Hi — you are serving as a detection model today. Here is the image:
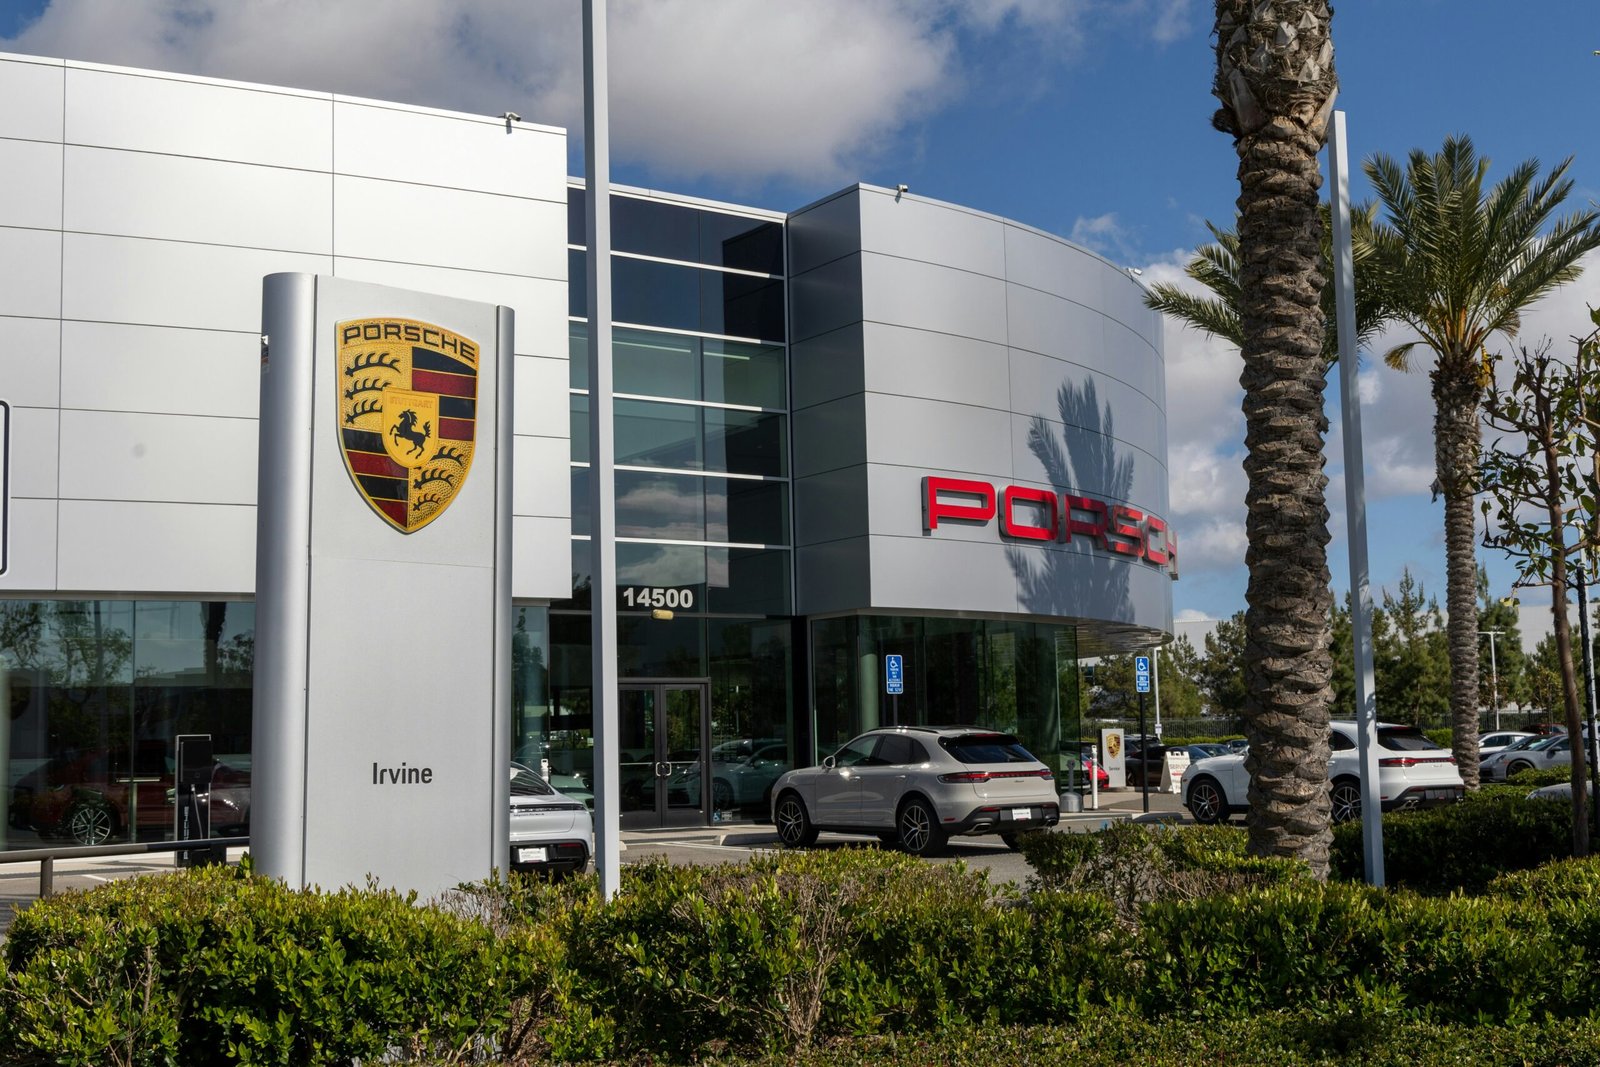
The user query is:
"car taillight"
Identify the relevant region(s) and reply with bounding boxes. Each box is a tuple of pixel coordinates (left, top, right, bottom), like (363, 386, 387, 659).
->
(1378, 756, 1455, 768)
(939, 771, 991, 783)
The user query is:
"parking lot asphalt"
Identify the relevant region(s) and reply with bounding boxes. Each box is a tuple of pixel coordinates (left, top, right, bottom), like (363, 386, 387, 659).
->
(0, 787, 1189, 935)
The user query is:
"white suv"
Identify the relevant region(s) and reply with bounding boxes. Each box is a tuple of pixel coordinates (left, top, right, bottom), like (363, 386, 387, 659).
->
(1182, 721, 1464, 825)
(770, 726, 1061, 856)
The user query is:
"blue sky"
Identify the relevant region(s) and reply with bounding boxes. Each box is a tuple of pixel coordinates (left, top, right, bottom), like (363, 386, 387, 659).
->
(4, 0, 1597, 638)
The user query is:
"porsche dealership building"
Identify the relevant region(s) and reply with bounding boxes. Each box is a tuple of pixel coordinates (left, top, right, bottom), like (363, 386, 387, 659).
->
(0, 51, 1173, 846)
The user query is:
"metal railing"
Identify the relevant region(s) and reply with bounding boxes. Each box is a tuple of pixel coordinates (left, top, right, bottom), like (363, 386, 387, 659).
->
(0, 837, 248, 898)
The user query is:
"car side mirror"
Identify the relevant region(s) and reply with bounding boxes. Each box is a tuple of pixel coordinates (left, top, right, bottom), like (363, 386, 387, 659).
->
(822, 755, 836, 770)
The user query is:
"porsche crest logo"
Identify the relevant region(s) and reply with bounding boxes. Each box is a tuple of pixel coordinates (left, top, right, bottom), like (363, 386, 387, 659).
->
(337, 317, 478, 533)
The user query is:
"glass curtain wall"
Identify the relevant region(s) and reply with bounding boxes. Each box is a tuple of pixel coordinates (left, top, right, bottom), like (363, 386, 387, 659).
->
(558, 189, 795, 817)
(0, 599, 254, 850)
(811, 616, 1083, 790)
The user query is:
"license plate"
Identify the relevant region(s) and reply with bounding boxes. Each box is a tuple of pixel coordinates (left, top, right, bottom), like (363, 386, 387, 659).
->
(1011, 807, 1032, 821)
(517, 846, 548, 864)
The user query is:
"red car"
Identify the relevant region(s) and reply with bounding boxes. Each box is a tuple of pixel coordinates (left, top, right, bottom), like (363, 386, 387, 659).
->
(11, 742, 249, 846)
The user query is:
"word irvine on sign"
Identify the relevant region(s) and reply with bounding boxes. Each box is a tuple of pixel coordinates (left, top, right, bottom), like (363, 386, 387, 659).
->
(372, 762, 434, 785)
(921, 475, 1177, 575)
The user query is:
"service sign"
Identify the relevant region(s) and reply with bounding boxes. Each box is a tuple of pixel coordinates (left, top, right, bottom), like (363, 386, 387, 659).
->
(1100, 727, 1127, 790)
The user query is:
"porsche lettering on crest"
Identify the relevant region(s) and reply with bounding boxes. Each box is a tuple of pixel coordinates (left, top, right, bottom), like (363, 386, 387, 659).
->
(337, 318, 478, 533)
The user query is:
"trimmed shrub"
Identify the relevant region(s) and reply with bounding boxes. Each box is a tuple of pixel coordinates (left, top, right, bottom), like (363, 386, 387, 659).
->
(720, 1013, 1600, 1066)
(1017, 821, 1304, 921)
(511, 849, 1127, 1060)
(1507, 766, 1577, 788)
(1330, 790, 1571, 893)
(0, 864, 539, 1066)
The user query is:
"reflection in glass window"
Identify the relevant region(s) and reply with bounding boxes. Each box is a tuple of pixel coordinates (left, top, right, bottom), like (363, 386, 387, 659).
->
(701, 213, 783, 274)
(569, 249, 587, 317)
(567, 187, 586, 245)
(614, 328, 698, 401)
(616, 400, 701, 470)
(705, 408, 787, 477)
(613, 195, 699, 262)
(703, 271, 785, 342)
(617, 542, 709, 593)
(0, 599, 255, 851)
(614, 258, 700, 334)
(703, 338, 785, 409)
(569, 322, 587, 390)
(616, 470, 705, 540)
(570, 394, 589, 464)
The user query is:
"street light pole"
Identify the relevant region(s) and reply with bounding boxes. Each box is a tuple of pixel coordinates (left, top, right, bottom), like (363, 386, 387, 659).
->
(1478, 630, 1503, 731)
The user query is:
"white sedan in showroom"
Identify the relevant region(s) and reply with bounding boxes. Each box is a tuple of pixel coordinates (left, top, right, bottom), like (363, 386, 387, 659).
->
(1182, 721, 1464, 825)
(770, 726, 1060, 856)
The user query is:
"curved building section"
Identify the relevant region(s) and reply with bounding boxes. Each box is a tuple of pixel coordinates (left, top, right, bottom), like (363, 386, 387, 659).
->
(789, 185, 1172, 653)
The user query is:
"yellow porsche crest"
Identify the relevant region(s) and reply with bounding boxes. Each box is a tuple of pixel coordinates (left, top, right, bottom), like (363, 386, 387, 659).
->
(336, 317, 478, 533)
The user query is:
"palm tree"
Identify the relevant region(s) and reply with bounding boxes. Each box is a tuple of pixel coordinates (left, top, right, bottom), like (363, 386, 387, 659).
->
(1144, 203, 1391, 359)
(1209, 0, 1339, 877)
(1359, 136, 1600, 788)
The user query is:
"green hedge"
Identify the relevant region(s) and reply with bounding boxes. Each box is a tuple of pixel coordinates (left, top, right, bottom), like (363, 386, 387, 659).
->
(718, 1013, 1600, 1066)
(1330, 789, 1573, 893)
(0, 863, 542, 1066)
(11, 835, 1600, 1064)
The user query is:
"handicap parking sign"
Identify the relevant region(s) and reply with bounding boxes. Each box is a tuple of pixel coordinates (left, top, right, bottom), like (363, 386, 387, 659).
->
(1135, 655, 1151, 694)
(885, 654, 904, 695)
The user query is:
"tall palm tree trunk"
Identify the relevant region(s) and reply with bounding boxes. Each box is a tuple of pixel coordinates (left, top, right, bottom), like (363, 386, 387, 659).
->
(1213, 0, 1339, 878)
(1433, 366, 1484, 786)
(1234, 120, 1335, 877)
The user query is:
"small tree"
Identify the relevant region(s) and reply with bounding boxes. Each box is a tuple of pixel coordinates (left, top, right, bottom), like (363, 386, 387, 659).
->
(1480, 326, 1600, 856)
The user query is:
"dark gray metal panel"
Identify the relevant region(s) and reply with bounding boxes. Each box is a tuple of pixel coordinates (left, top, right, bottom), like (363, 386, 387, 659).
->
(787, 187, 863, 276)
(790, 322, 865, 411)
(789, 252, 864, 344)
(795, 537, 874, 617)
(794, 467, 871, 546)
(791, 394, 868, 479)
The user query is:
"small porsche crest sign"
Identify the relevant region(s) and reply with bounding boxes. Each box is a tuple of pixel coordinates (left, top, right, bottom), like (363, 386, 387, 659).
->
(336, 318, 478, 533)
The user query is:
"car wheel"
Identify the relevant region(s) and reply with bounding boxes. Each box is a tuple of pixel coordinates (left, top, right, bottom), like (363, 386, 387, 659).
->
(1187, 776, 1227, 825)
(1329, 778, 1362, 825)
(1000, 830, 1040, 851)
(897, 797, 947, 857)
(711, 778, 735, 811)
(773, 792, 817, 847)
(66, 802, 115, 846)
(1507, 760, 1534, 778)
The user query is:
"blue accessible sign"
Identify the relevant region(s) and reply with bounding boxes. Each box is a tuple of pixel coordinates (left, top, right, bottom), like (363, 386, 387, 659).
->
(1134, 655, 1151, 694)
(885, 654, 904, 695)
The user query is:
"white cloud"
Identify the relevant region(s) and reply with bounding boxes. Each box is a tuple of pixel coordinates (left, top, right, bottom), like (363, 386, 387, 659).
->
(1070, 212, 1132, 258)
(0, 0, 1092, 186)
(1174, 517, 1248, 573)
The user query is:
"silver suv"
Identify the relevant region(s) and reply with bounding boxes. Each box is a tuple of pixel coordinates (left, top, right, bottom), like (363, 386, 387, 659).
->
(1182, 721, 1464, 825)
(770, 726, 1061, 855)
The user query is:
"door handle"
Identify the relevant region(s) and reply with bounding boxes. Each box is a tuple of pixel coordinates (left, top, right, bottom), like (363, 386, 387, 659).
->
(655, 761, 671, 777)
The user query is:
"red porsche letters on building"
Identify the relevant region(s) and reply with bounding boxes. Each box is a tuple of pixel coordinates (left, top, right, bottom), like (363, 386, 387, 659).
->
(922, 475, 1177, 575)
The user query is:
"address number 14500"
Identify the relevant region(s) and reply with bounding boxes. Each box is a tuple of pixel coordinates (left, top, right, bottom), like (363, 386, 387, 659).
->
(620, 586, 695, 610)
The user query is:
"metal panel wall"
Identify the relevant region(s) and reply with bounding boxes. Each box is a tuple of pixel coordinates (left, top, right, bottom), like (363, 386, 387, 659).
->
(0, 51, 570, 600)
(789, 185, 1172, 648)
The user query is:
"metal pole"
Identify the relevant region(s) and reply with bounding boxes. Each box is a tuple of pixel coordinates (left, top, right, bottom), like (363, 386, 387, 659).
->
(1138, 691, 1149, 814)
(1481, 630, 1502, 732)
(1329, 111, 1384, 885)
(582, 0, 621, 901)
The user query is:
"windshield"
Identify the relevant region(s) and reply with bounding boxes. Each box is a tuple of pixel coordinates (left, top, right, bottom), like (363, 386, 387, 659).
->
(509, 763, 556, 797)
(1375, 727, 1443, 752)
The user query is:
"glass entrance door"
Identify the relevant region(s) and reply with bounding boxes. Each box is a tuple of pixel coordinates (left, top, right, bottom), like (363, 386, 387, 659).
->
(618, 682, 709, 828)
